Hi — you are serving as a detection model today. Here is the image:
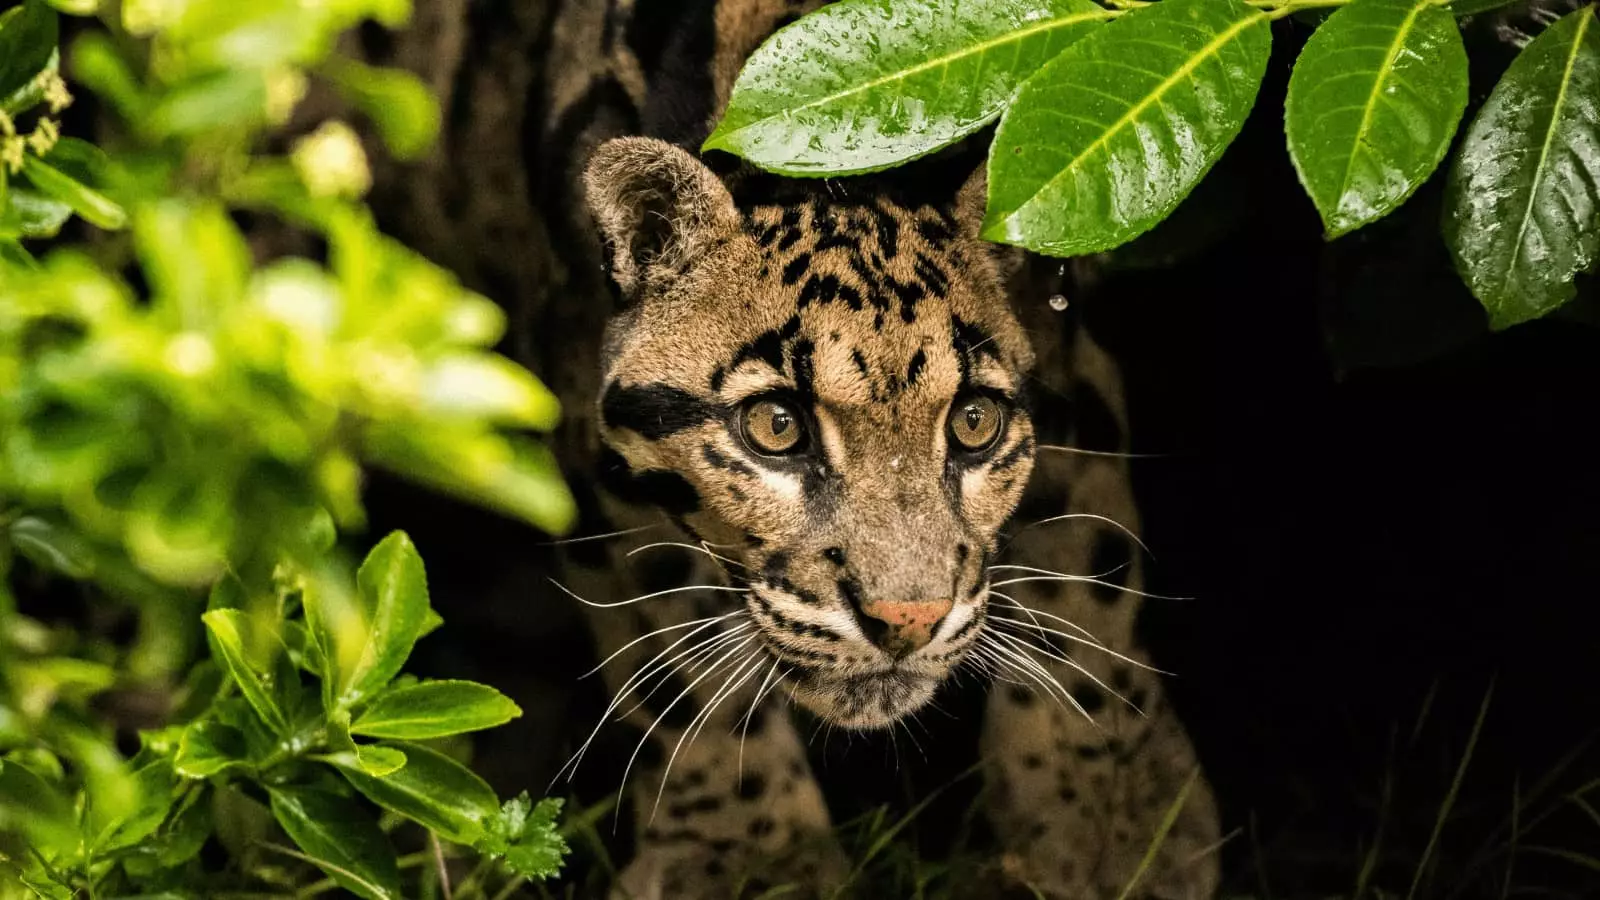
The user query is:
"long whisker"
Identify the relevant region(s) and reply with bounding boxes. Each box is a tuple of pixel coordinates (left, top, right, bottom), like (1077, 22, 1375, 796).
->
(987, 626, 1140, 715)
(988, 574, 1189, 601)
(1037, 443, 1173, 460)
(627, 541, 748, 570)
(539, 524, 657, 546)
(1008, 512, 1154, 557)
(981, 635, 1090, 723)
(614, 625, 753, 721)
(554, 620, 748, 785)
(582, 612, 740, 678)
(989, 611, 1168, 676)
(653, 651, 764, 819)
(547, 576, 750, 608)
(618, 635, 755, 825)
(738, 659, 785, 778)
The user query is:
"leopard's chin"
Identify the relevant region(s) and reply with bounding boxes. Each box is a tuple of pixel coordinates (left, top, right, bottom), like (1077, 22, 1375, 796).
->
(789, 668, 940, 730)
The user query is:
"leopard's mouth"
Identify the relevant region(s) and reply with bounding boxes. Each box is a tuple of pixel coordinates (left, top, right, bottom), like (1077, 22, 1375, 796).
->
(787, 665, 942, 729)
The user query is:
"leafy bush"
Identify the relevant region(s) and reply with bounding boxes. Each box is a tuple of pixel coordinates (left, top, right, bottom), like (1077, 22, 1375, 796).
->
(708, 0, 1600, 330)
(0, 0, 574, 896)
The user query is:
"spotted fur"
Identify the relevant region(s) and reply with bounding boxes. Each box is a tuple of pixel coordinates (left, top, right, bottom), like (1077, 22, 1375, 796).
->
(524, 2, 1224, 898)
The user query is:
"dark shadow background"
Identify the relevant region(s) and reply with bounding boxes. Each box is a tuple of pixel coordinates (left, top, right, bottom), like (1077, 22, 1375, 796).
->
(356, 7, 1600, 898)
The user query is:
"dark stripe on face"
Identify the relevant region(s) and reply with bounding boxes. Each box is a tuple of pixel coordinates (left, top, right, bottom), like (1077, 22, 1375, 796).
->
(598, 447, 703, 515)
(602, 381, 718, 440)
(729, 315, 801, 375)
(905, 349, 927, 386)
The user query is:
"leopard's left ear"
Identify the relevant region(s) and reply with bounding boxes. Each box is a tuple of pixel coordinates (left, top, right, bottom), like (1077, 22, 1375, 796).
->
(954, 165, 1025, 283)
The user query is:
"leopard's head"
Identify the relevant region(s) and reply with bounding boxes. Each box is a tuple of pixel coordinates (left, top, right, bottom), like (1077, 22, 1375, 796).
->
(585, 138, 1036, 729)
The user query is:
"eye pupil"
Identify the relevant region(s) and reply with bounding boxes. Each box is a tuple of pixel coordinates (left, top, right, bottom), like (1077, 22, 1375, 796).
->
(965, 406, 984, 430)
(771, 413, 791, 435)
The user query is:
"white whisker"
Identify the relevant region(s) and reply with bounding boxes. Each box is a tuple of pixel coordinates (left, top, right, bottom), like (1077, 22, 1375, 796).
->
(738, 659, 785, 779)
(627, 541, 747, 569)
(987, 627, 1138, 716)
(582, 611, 740, 678)
(989, 612, 1168, 676)
(653, 651, 764, 819)
(1037, 443, 1172, 460)
(540, 524, 657, 546)
(988, 574, 1188, 601)
(1009, 511, 1154, 558)
(547, 576, 749, 608)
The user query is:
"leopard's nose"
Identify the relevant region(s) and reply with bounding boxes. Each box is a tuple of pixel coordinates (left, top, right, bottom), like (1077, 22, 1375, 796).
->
(855, 597, 954, 659)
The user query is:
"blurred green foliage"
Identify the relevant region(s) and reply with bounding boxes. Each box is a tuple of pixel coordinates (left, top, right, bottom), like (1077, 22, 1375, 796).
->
(0, 0, 574, 895)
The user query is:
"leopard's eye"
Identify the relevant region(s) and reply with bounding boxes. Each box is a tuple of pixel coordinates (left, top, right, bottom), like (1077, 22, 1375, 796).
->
(741, 398, 806, 455)
(948, 395, 1005, 452)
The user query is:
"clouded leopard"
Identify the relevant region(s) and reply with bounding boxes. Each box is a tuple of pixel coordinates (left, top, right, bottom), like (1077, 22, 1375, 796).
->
(527, 0, 1222, 896)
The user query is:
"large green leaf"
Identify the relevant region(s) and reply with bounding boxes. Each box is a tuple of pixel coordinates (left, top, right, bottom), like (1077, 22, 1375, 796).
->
(1286, 0, 1468, 238)
(1443, 5, 1600, 329)
(983, 0, 1271, 256)
(706, 0, 1111, 176)
(350, 679, 522, 740)
(267, 785, 402, 900)
(202, 609, 290, 736)
(0, 1, 58, 102)
(333, 740, 498, 845)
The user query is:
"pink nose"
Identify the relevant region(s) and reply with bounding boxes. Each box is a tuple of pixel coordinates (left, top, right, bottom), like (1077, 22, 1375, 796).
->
(856, 597, 955, 658)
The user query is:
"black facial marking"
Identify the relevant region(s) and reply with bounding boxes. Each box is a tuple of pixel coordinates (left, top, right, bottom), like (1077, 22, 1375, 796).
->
(602, 381, 717, 440)
(729, 314, 801, 375)
(598, 448, 703, 514)
(990, 434, 1035, 472)
(822, 547, 846, 566)
(905, 348, 927, 386)
(781, 252, 811, 285)
(790, 339, 816, 400)
(702, 443, 756, 477)
(949, 314, 994, 385)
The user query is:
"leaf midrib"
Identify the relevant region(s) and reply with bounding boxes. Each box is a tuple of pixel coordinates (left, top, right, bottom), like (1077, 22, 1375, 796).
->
(993, 9, 1268, 231)
(1332, 0, 1432, 228)
(708, 7, 1113, 146)
(1501, 11, 1593, 292)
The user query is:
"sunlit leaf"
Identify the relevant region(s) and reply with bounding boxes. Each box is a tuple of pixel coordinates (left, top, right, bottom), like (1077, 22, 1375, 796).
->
(1286, 0, 1468, 238)
(0, 757, 77, 856)
(19, 154, 127, 231)
(1443, 5, 1600, 329)
(325, 58, 441, 160)
(983, 0, 1271, 256)
(706, 0, 1111, 175)
(351, 679, 522, 740)
(202, 609, 290, 736)
(174, 719, 249, 778)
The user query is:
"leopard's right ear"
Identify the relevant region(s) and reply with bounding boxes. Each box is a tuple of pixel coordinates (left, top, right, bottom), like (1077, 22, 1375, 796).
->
(583, 137, 741, 298)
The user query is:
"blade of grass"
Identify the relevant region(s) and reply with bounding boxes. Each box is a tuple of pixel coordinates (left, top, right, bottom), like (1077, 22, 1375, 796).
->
(1115, 766, 1203, 900)
(1406, 676, 1495, 900)
(1500, 775, 1520, 900)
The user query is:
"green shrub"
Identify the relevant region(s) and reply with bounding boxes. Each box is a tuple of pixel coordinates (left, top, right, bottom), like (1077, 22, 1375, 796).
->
(0, 0, 573, 896)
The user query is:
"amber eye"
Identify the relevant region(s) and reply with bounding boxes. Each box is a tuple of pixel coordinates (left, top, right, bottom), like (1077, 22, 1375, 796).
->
(948, 395, 1005, 452)
(741, 398, 806, 454)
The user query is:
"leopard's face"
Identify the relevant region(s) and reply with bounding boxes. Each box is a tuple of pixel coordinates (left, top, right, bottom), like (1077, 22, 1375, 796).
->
(586, 139, 1035, 728)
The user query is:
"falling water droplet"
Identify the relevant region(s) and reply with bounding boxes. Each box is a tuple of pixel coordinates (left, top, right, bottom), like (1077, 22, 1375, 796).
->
(1048, 294, 1069, 311)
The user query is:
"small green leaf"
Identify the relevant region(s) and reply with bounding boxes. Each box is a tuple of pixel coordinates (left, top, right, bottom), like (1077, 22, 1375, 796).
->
(0, 758, 77, 856)
(173, 719, 248, 778)
(325, 58, 441, 160)
(97, 757, 179, 851)
(1, 186, 74, 238)
(983, 0, 1271, 256)
(351, 680, 522, 740)
(267, 785, 402, 900)
(1286, 0, 1468, 238)
(344, 531, 430, 707)
(2, 48, 58, 115)
(0, 1, 59, 101)
(476, 793, 569, 882)
(19, 154, 127, 231)
(133, 199, 252, 327)
(202, 609, 290, 736)
(705, 0, 1111, 176)
(333, 740, 498, 845)
(1443, 5, 1600, 329)
(208, 571, 247, 612)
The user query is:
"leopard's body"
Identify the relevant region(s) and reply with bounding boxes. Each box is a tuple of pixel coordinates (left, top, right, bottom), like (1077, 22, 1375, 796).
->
(345, 1, 1220, 896)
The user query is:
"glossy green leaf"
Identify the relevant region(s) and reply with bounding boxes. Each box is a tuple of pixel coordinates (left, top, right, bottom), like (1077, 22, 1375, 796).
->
(202, 609, 290, 736)
(19, 154, 127, 231)
(1, 47, 57, 115)
(0, 186, 74, 239)
(1443, 5, 1600, 329)
(351, 679, 522, 739)
(984, 0, 1271, 256)
(0, 1, 58, 101)
(1286, 0, 1468, 238)
(477, 793, 569, 881)
(267, 785, 402, 900)
(705, 0, 1111, 175)
(334, 740, 498, 844)
(173, 719, 248, 778)
(1449, 0, 1519, 15)
(316, 531, 430, 709)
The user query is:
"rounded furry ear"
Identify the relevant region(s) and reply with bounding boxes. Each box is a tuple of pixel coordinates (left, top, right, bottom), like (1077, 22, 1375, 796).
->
(954, 165, 1025, 283)
(583, 137, 741, 297)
